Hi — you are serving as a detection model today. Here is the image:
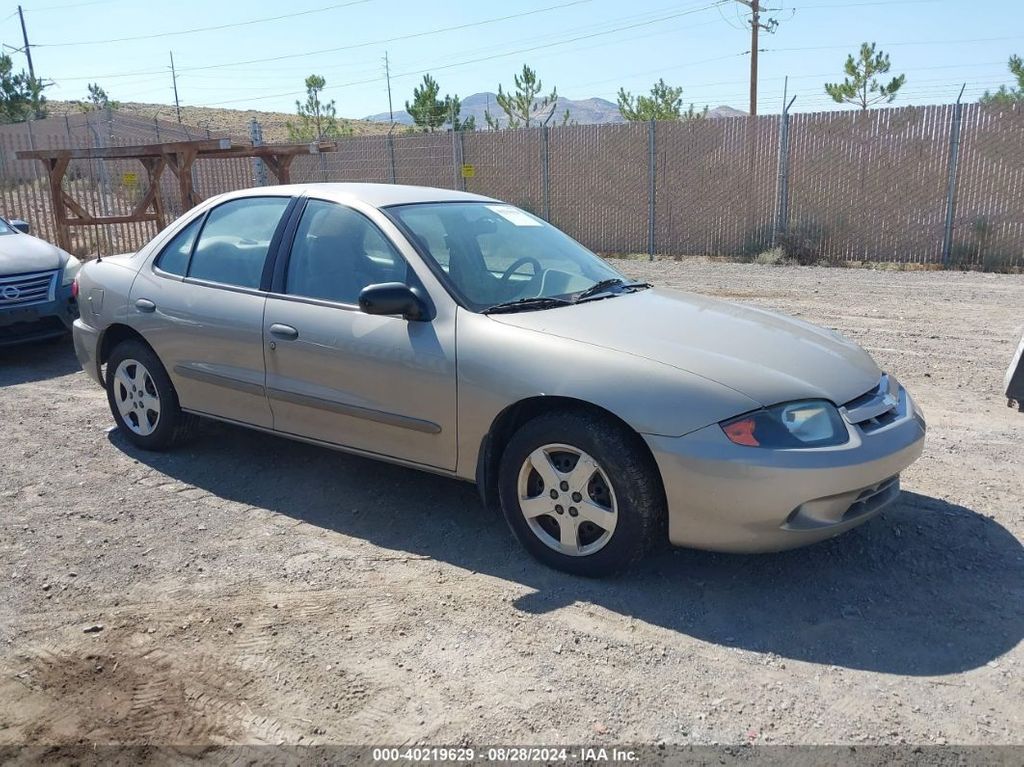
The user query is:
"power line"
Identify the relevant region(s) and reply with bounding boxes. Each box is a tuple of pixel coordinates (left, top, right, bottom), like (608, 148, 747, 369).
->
(43, 0, 596, 81)
(767, 35, 1024, 53)
(21, 0, 118, 11)
(191, 1, 730, 107)
(36, 0, 375, 47)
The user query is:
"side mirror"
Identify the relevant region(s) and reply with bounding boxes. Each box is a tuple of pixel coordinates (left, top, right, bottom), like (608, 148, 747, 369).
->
(10, 219, 29, 234)
(358, 282, 428, 321)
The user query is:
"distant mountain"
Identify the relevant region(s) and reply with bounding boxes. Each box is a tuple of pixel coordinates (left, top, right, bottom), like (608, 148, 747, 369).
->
(366, 93, 745, 127)
(707, 105, 747, 119)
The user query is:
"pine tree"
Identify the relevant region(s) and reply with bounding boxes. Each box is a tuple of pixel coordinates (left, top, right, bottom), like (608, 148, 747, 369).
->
(407, 75, 474, 132)
(406, 74, 447, 132)
(445, 94, 475, 132)
(980, 55, 1024, 104)
(488, 65, 557, 129)
(617, 79, 706, 121)
(0, 53, 46, 123)
(287, 75, 347, 141)
(825, 43, 906, 110)
(78, 83, 118, 112)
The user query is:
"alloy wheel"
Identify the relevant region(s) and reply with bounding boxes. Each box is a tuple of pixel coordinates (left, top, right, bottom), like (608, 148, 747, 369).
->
(112, 358, 161, 437)
(516, 443, 618, 557)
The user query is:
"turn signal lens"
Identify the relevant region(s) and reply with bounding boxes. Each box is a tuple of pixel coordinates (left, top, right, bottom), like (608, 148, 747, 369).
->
(71, 278, 79, 299)
(720, 399, 849, 449)
(722, 418, 759, 446)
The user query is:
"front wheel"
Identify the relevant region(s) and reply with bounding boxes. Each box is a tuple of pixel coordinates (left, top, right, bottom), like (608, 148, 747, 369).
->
(106, 339, 197, 450)
(497, 410, 665, 576)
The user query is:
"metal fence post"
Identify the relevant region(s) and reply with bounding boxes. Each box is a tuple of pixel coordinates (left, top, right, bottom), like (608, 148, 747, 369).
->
(450, 128, 460, 190)
(941, 91, 966, 268)
(459, 130, 467, 192)
(387, 125, 397, 184)
(774, 96, 796, 245)
(541, 125, 551, 221)
(648, 119, 656, 260)
(249, 119, 268, 187)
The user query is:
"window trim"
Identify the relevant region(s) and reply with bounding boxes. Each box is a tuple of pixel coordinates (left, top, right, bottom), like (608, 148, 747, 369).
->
(270, 196, 432, 317)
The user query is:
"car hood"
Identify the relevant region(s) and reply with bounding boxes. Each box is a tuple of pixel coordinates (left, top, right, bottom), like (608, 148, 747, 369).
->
(0, 233, 66, 275)
(489, 287, 881, 407)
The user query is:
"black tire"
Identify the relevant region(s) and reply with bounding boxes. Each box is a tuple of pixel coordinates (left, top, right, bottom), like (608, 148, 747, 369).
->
(105, 339, 198, 451)
(497, 409, 666, 577)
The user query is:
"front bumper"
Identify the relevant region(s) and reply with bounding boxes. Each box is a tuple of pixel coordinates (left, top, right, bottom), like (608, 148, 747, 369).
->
(0, 285, 78, 347)
(646, 386, 927, 553)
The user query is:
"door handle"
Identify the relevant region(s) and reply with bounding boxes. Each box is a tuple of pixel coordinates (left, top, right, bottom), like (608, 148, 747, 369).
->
(134, 298, 156, 313)
(269, 323, 299, 340)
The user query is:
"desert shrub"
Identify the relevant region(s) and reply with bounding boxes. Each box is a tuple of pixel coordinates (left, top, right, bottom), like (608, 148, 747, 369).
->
(753, 247, 790, 265)
(774, 219, 827, 265)
(982, 250, 1021, 273)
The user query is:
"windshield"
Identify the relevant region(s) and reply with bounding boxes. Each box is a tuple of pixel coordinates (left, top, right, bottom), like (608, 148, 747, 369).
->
(0, 219, 15, 235)
(387, 202, 624, 312)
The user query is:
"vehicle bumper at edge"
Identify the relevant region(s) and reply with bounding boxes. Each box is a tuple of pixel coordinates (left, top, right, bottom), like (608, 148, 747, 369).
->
(645, 390, 927, 553)
(0, 285, 78, 347)
(72, 317, 104, 386)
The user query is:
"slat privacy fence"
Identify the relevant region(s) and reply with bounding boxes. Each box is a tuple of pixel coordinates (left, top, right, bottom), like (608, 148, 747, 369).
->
(0, 103, 1021, 269)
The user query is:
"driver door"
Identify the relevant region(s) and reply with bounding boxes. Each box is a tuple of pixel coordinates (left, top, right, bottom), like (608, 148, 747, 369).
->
(263, 199, 458, 471)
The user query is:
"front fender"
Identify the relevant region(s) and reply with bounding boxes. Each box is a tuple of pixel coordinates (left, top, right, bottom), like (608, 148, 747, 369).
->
(454, 309, 758, 479)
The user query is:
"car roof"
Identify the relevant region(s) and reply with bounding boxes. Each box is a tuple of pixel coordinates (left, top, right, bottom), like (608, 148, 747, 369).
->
(217, 182, 498, 209)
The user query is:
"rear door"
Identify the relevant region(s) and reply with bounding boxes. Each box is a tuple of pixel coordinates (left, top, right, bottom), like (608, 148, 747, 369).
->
(262, 198, 458, 470)
(130, 195, 294, 428)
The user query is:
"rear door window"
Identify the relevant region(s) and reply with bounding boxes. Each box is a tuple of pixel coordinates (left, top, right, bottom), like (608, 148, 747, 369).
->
(155, 216, 203, 276)
(187, 197, 291, 289)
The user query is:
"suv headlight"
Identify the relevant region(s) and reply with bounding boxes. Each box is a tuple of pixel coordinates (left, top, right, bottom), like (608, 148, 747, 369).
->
(61, 254, 82, 286)
(720, 399, 849, 448)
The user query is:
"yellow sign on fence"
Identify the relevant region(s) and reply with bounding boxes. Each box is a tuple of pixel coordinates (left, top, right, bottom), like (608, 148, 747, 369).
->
(121, 172, 139, 187)
(460, 164, 476, 179)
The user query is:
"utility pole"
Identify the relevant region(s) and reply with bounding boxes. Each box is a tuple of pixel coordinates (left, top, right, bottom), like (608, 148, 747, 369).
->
(169, 51, 182, 124)
(15, 5, 45, 119)
(384, 50, 394, 122)
(17, 6, 35, 83)
(748, 0, 759, 116)
(734, 0, 779, 116)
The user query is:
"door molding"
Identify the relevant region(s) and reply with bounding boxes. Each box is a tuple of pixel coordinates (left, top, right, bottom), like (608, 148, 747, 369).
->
(266, 386, 442, 435)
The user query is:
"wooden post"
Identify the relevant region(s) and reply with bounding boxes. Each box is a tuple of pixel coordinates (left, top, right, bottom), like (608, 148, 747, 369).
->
(140, 156, 167, 229)
(46, 156, 72, 252)
(176, 148, 199, 210)
(277, 154, 294, 184)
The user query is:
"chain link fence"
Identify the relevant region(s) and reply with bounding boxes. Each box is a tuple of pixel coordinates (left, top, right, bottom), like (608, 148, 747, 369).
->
(0, 103, 1021, 269)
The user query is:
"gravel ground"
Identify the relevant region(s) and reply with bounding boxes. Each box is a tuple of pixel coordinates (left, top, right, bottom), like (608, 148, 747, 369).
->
(0, 260, 1022, 749)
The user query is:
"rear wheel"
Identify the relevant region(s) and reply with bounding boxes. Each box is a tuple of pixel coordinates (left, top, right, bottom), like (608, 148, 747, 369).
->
(498, 410, 665, 576)
(106, 340, 197, 450)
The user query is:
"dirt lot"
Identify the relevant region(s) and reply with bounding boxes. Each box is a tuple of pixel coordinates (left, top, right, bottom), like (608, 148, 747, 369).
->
(1, 260, 1022, 749)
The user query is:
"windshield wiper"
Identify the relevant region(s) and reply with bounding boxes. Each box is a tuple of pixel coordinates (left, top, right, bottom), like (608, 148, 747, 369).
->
(573, 279, 652, 303)
(481, 296, 572, 315)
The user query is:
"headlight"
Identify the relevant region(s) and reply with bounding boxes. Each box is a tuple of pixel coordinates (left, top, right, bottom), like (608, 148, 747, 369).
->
(720, 399, 849, 448)
(61, 254, 82, 286)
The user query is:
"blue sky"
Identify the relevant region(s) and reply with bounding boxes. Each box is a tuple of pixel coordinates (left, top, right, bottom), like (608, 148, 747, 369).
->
(0, 0, 1020, 118)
